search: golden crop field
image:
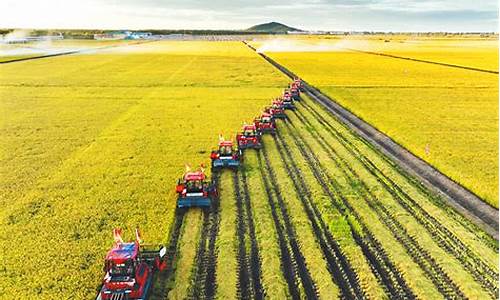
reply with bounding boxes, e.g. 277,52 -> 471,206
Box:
0,41 -> 287,298
255,37 -> 499,207
0,38 -> 498,300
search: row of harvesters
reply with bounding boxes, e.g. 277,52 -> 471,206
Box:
98,78 -> 303,300
174,78 -> 303,209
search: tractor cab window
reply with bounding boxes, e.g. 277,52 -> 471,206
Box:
108,259 -> 135,278
244,129 -> 254,136
219,145 -> 226,155
219,145 -> 232,155
186,180 -> 203,192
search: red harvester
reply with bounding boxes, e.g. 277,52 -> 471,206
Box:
254,112 -> 276,134
282,90 -> 295,110
293,78 -> 304,92
99,229 -> 166,300
176,165 -> 217,208
210,135 -> 242,169
236,123 -> 262,150
289,83 -> 301,101
265,99 -> 286,119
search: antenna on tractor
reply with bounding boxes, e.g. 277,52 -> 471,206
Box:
135,228 -> 142,244
113,228 -> 124,245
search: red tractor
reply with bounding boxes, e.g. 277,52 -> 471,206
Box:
282,90 -> 295,110
99,229 -> 167,300
289,83 -> 301,101
267,99 -> 286,119
210,135 -> 242,169
236,123 -> 262,150
254,112 -> 276,134
293,78 -> 304,92
176,165 -> 217,208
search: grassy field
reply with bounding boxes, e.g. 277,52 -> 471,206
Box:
0,38 -> 497,300
0,40 -> 287,298
254,37 -> 498,207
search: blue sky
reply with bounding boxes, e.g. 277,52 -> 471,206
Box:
1,0 -> 498,32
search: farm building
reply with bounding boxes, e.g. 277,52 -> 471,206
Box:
94,31 -> 152,40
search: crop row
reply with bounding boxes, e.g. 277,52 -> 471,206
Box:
297,100 -> 498,297
233,171 -> 264,299
276,118 -> 416,298
286,106 -> 468,298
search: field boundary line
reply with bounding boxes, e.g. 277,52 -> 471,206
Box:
0,40 -> 155,65
343,47 -> 499,74
242,41 -> 499,239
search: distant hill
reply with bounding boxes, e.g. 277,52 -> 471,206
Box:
246,22 -> 302,33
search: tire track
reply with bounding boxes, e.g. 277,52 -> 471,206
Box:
260,147 -> 319,299
299,98 -> 498,251
239,170 -> 265,299
272,133 -> 365,299
189,173 -> 221,300
297,100 -> 499,297
256,151 -> 300,299
283,117 -> 466,299
151,207 -> 187,299
275,126 -> 414,299
233,172 -> 252,299
190,207 -> 211,299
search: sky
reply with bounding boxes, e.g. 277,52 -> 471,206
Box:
0,0 -> 498,32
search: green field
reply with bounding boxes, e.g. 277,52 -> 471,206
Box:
0,39 -> 498,299
256,37 -> 499,207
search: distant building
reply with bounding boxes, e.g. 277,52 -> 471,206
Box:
94,31 -> 127,40
128,32 -> 152,39
94,31 -> 152,40
287,31 -> 309,35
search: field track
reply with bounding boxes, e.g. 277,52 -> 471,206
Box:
258,148 -> 319,299
243,41 -> 499,239
188,173 -> 222,300
293,102 -> 499,296
233,171 -> 264,299
272,129 -> 366,299
343,47 -> 499,74
0,50 -> 82,64
0,40 -> 152,64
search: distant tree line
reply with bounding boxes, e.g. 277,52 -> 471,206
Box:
0,28 -> 497,39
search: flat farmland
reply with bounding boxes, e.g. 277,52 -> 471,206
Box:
256,37 -> 498,207
340,38 -> 498,72
0,38 -> 498,300
0,41 -> 287,298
